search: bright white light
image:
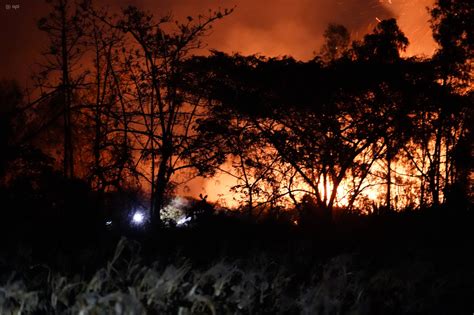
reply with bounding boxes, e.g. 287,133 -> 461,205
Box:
105,220 -> 112,226
132,212 -> 145,224
176,216 -> 191,226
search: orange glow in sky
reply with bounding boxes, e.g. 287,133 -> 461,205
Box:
0,0 -> 438,84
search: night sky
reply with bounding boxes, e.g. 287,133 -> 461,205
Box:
1,0 -> 436,86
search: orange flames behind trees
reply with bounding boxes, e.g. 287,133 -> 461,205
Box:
2,0 -> 471,223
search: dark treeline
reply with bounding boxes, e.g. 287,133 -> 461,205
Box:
0,0 -> 472,232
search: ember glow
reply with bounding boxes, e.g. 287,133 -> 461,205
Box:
380,0 -> 437,56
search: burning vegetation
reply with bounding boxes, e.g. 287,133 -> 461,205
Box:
0,0 -> 472,314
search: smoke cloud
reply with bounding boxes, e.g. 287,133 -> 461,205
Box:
1,0 -> 434,83
121,0 -> 394,59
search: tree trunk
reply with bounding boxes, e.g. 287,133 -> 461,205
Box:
60,0 -> 74,179
432,122 -> 442,206
386,153 -> 392,212
152,144 -> 172,226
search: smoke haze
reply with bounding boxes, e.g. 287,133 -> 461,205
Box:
1,0 -> 435,84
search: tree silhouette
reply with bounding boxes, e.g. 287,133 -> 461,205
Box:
428,0 -> 473,205
431,0 -> 473,82
82,8 -> 136,193
36,0 -> 90,179
0,80 -> 23,181
320,24 -> 350,63
352,19 -> 408,63
92,6 -> 233,225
